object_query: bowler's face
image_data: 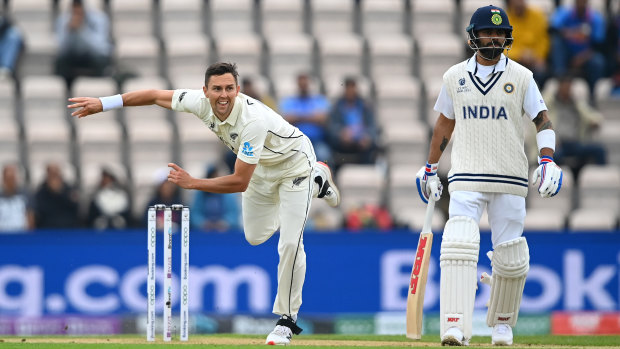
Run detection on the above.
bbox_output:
[203,73,240,120]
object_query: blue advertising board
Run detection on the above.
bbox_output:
[0,231,618,317]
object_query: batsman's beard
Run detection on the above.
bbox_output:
[479,45,504,60]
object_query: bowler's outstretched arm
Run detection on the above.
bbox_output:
[68,89,174,117]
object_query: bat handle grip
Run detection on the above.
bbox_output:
[422,182,437,233]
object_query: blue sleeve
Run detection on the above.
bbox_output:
[316,95,330,112]
[279,97,293,115]
[590,12,606,43]
[190,192,206,229]
[222,194,241,230]
[550,7,568,29]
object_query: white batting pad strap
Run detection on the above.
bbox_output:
[486,237,530,328]
[440,216,480,341]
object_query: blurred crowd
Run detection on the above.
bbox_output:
[0,0,619,233]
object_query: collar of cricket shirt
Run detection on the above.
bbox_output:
[466,53,508,76]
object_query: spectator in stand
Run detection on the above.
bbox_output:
[241,77,277,111]
[145,175,184,230]
[611,7,620,96]
[0,164,34,232]
[345,203,392,231]
[54,0,112,88]
[0,13,24,79]
[280,73,332,163]
[505,0,550,88]
[550,0,606,104]
[190,164,241,232]
[34,163,80,228]
[87,167,131,230]
[327,77,378,168]
[544,76,607,179]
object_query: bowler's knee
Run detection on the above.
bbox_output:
[244,227,275,246]
[245,235,268,246]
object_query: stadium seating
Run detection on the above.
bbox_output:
[417,33,464,82]
[0,79,20,167]
[2,0,618,232]
[367,33,415,78]
[599,120,620,166]
[260,0,306,36]
[210,0,256,36]
[214,34,265,77]
[411,0,457,37]
[569,208,618,231]
[317,33,365,78]
[160,0,205,38]
[374,75,423,124]
[577,165,620,212]
[21,75,71,185]
[381,121,428,167]
[72,77,124,192]
[266,33,315,81]
[115,36,161,78]
[524,208,567,231]
[164,33,211,79]
[111,0,155,38]
[310,0,355,37]
[336,164,385,213]
[322,75,372,101]
[361,0,408,37]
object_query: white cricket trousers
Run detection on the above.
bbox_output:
[449,191,526,247]
[242,137,316,317]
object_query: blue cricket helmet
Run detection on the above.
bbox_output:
[466,5,513,59]
[466,5,512,33]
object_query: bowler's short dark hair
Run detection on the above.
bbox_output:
[204,62,239,87]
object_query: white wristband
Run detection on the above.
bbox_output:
[99,94,123,112]
[536,129,555,152]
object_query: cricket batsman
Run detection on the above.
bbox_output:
[415,5,563,346]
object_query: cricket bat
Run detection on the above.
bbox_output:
[406,193,436,340]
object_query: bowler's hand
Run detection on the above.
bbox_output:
[168,163,194,189]
[68,97,103,118]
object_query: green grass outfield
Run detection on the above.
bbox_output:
[0,334,619,348]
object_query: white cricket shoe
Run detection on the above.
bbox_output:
[492,324,513,346]
[441,327,468,346]
[314,161,340,207]
[265,325,292,345]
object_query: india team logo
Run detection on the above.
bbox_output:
[504,83,514,94]
[491,9,502,25]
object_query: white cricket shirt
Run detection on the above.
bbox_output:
[172,90,305,166]
[433,54,548,197]
[434,54,547,120]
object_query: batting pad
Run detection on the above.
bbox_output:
[486,237,529,328]
[440,216,480,341]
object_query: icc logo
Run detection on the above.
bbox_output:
[459,78,466,86]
